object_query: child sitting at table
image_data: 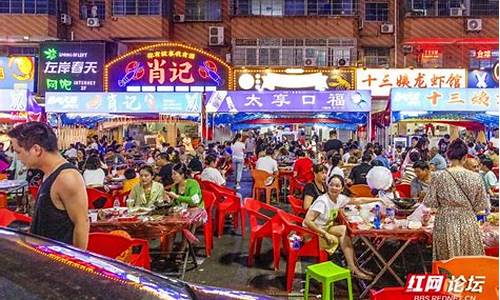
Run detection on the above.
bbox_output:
[121,168,139,194]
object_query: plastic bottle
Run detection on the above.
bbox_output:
[373,204,381,229]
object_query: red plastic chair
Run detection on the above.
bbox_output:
[202,180,245,238]
[244,198,283,270]
[87,232,151,270]
[114,190,130,207]
[289,177,306,196]
[395,184,411,198]
[0,208,32,227]
[485,246,499,257]
[87,188,114,209]
[277,210,328,292]
[287,195,306,217]
[202,190,216,257]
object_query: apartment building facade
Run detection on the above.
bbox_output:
[0,0,497,69]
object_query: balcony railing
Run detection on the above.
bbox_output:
[231,0,359,17]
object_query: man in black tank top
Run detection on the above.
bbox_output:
[8,122,89,250]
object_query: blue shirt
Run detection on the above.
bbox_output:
[430,153,447,171]
[374,155,390,169]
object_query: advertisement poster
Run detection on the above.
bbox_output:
[234,68,355,91]
[105,43,231,92]
[39,42,105,93]
[0,57,35,91]
[468,62,499,89]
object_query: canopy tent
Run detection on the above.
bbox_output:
[204,90,372,140]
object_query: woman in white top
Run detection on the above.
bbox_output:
[303,174,378,280]
[83,155,106,187]
[231,133,246,189]
[200,155,226,186]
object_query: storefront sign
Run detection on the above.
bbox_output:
[357,68,467,97]
[0,89,28,111]
[0,57,35,90]
[391,88,498,112]
[105,43,231,92]
[45,92,202,113]
[234,68,355,91]
[39,42,105,93]
[205,90,371,113]
[468,62,499,88]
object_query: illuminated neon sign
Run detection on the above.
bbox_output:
[39,42,105,93]
[105,43,232,92]
[0,57,35,90]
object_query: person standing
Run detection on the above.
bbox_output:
[323,130,343,158]
[231,134,246,190]
[8,122,89,250]
[438,134,451,155]
[423,139,489,260]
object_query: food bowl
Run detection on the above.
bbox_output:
[393,197,417,209]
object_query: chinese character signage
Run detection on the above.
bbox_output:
[45,92,202,114]
[391,88,498,112]
[234,68,355,91]
[105,43,231,92]
[0,57,35,91]
[205,90,371,113]
[39,42,105,93]
[468,62,499,88]
[0,89,28,112]
[357,68,467,97]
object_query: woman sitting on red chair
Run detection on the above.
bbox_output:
[292,149,314,187]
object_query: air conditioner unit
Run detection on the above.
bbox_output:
[412,9,427,16]
[304,57,317,66]
[173,14,185,22]
[208,26,224,46]
[60,13,72,25]
[450,7,463,16]
[380,23,394,34]
[86,17,100,27]
[467,19,482,31]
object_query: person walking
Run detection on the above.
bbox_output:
[231,133,246,190]
[8,122,89,250]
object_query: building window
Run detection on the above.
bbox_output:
[232,38,356,66]
[112,0,161,16]
[185,0,221,21]
[408,0,498,17]
[79,1,105,19]
[231,0,356,16]
[470,0,499,16]
[365,2,388,21]
[364,47,390,67]
[0,0,54,14]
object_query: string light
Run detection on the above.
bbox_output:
[104,42,234,91]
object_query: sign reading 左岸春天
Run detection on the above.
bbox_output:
[39,42,106,93]
[234,68,355,91]
[357,68,467,97]
[105,43,231,92]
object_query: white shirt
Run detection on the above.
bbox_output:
[65,148,77,158]
[491,137,499,149]
[342,152,351,163]
[327,166,344,179]
[201,167,226,186]
[231,141,246,160]
[83,169,106,186]
[306,193,350,227]
[256,156,278,175]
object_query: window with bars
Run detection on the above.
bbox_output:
[233,38,356,66]
[231,0,356,16]
[363,47,390,67]
[112,0,161,16]
[0,0,55,14]
[365,2,388,21]
[408,0,498,16]
[79,1,105,19]
[185,0,221,21]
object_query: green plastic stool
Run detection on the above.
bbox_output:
[304,261,353,300]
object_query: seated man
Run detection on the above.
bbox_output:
[411,161,431,202]
[256,147,278,175]
[200,155,226,186]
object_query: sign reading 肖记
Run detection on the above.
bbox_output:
[39,42,105,93]
[357,68,467,97]
[105,43,231,92]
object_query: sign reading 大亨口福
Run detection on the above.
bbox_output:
[105,43,231,92]
[45,92,202,114]
[205,90,371,113]
[0,57,35,91]
[0,89,28,111]
[468,62,499,89]
[234,68,355,91]
[357,68,467,97]
[391,88,499,112]
[39,42,105,93]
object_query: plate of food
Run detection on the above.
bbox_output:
[408,220,422,230]
[357,223,372,231]
[129,207,152,216]
[347,215,364,224]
